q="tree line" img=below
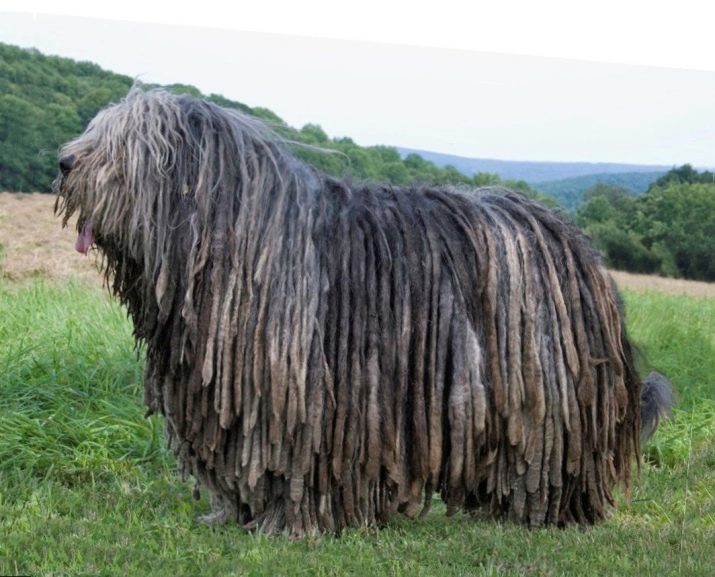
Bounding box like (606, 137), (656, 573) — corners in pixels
(575, 166), (715, 281)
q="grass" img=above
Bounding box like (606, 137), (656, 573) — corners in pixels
(624, 291), (715, 404)
(1, 281), (713, 576)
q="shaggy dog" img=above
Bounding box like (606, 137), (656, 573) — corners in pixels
(56, 89), (671, 537)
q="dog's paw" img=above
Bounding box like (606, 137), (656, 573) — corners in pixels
(197, 506), (234, 526)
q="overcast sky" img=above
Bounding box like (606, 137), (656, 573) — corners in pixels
(2, 11), (714, 167)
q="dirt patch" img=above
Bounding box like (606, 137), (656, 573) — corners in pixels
(1, 191), (714, 298)
(0, 192), (102, 285)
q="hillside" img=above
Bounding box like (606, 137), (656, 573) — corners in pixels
(532, 171), (666, 211)
(0, 42), (534, 196)
(0, 44), (133, 191)
(396, 147), (672, 183)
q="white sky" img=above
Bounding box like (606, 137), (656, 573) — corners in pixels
(1, 2), (714, 166)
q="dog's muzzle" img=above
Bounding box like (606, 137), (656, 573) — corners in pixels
(59, 155), (75, 176)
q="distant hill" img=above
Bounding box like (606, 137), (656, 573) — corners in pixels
(532, 171), (667, 212)
(397, 147), (672, 184)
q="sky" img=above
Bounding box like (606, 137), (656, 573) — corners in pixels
(1, 4), (714, 167)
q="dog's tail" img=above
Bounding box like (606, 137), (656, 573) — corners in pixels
(640, 371), (674, 445)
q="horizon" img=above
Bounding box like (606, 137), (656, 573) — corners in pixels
(1, 12), (714, 167)
(395, 146), (683, 171)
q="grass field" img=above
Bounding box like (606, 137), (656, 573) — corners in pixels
(1, 194), (714, 576)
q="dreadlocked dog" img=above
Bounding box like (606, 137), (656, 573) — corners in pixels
(56, 89), (669, 537)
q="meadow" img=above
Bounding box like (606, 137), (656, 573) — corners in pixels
(0, 195), (713, 576)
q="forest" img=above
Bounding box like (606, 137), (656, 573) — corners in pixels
(576, 165), (715, 281)
(1, 42), (713, 281)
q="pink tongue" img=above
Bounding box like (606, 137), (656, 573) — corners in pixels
(75, 223), (95, 255)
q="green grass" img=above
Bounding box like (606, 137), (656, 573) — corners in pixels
(1, 282), (713, 576)
(625, 291), (715, 405)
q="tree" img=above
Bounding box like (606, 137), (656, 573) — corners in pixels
(0, 94), (40, 190)
(635, 183), (715, 281)
(576, 183), (656, 273)
(77, 87), (113, 126)
(472, 172), (501, 187)
(299, 123), (329, 144)
(576, 176), (715, 281)
(380, 161), (410, 185)
(577, 184), (636, 227)
(648, 164), (715, 191)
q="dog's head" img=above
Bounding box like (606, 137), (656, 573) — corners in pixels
(55, 89), (196, 260)
(54, 88), (281, 263)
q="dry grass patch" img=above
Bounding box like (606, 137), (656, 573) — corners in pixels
(0, 192), (100, 285)
(610, 270), (715, 299)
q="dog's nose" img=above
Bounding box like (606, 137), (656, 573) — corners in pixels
(59, 155), (75, 175)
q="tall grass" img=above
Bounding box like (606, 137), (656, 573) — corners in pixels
(1, 281), (713, 576)
(622, 290), (715, 466)
(0, 282), (168, 490)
